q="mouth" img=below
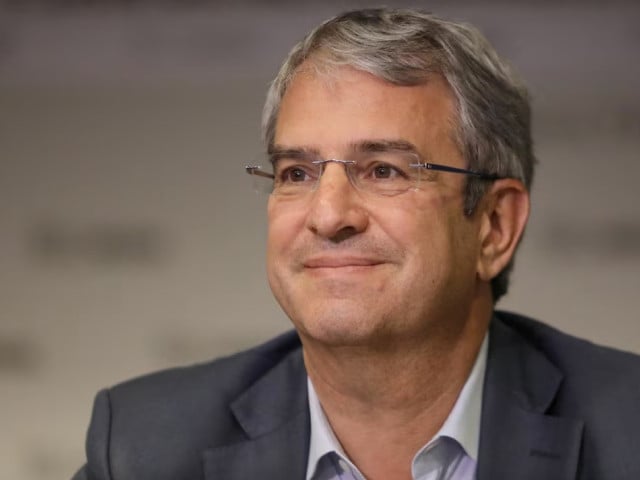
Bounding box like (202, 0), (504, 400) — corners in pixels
(303, 255), (386, 271)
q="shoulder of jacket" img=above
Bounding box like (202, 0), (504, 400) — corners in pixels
(85, 329), (303, 480)
(494, 310), (640, 408)
(107, 329), (302, 406)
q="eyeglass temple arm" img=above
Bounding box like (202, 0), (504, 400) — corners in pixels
(245, 166), (275, 179)
(410, 162), (500, 180)
(246, 162), (501, 181)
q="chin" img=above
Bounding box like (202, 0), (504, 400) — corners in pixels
(294, 309), (391, 348)
(303, 329), (380, 348)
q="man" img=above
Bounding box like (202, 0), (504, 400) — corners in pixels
(73, 8), (640, 480)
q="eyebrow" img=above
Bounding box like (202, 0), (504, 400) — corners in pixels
(267, 146), (320, 165)
(351, 139), (420, 155)
(269, 139), (424, 163)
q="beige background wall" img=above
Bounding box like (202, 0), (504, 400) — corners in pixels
(1, 2), (639, 479)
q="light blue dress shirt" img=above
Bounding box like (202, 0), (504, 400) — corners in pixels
(306, 335), (488, 480)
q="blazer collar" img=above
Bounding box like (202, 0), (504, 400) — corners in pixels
(202, 346), (310, 480)
(476, 315), (584, 480)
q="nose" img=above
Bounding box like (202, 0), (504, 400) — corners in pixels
(305, 162), (369, 241)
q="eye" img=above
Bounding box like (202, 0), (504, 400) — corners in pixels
(273, 159), (318, 186)
(281, 166), (310, 183)
(372, 163), (398, 179)
(364, 161), (408, 181)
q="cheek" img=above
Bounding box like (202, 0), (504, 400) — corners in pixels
(266, 203), (299, 305)
(381, 190), (451, 244)
(267, 200), (305, 260)
(383, 192), (461, 273)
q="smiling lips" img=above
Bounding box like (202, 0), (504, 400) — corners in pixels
(303, 255), (385, 270)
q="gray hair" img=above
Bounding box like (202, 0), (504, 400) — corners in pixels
(262, 8), (535, 302)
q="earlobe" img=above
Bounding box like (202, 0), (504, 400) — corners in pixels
(476, 179), (530, 282)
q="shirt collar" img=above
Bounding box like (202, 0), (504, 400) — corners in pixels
(426, 333), (488, 461)
(306, 375), (351, 479)
(305, 334), (488, 479)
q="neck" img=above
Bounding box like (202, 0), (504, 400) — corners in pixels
(302, 296), (492, 480)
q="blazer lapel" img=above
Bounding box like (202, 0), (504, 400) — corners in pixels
(477, 317), (584, 480)
(202, 348), (310, 480)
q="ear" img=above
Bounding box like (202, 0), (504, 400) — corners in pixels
(476, 179), (530, 283)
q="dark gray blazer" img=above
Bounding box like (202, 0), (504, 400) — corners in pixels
(72, 312), (640, 479)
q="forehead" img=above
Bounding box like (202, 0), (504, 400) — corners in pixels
(274, 64), (458, 156)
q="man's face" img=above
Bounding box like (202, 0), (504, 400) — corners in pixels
(266, 65), (483, 348)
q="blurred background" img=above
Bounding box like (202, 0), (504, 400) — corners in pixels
(1, 0), (638, 478)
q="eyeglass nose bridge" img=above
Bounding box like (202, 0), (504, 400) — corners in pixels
(311, 159), (358, 190)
